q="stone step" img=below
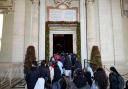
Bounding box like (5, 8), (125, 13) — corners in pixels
(0, 78), (22, 89)
(0, 80), (10, 89)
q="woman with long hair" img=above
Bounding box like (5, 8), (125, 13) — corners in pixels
(91, 67), (108, 89)
(24, 45), (36, 74)
(109, 66), (124, 89)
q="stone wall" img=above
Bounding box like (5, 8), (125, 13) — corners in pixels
(0, 13), (14, 62)
(123, 16), (128, 64)
(97, 0), (124, 65)
(12, 0), (25, 62)
(0, 0), (127, 66)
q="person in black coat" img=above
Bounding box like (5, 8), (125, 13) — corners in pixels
(109, 72), (119, 89)
(38, 60), (51, 89)
(109, 66), (124, 89)
(73, 68), (87, 88)
(25, 61), (38, 89)
(74, 59), (82, 69)
(63, 54), (72, 78)
(84, 70), (92, 87)
(38, 60), (50, 80)
(63, 54), (72, 70)
(59, 75), (67, 89)
(52, 62), (61, 83)
(52, 62), (62, 89)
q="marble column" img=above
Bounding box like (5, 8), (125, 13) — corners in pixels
(80, 0), (87, 68)
(86, 0), (97, 60)
(111, 0), (124, 64)
(30, 0), (39, 60)
(12, 0), (25, 62)
(39, 0), (46, 60)
(98, 0), (115, 64)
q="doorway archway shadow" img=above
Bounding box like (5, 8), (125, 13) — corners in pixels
(45, 21), (81, 62)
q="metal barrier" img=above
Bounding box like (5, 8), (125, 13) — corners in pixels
(83, 59), (128, 79)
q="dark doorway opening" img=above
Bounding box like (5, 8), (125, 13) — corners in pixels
(53, 34), (73, 54)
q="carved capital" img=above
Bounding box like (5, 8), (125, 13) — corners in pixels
(86, 0), (95, 3)
(0, 0), (14, 13)
(54, 0), (72, 8)
(121, 0), (128, 17)
(30, 0), (39, 5)
(86, 0), (95, 5)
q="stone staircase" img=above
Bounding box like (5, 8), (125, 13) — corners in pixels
(0, 79), (10, 89)
(0, 62), (127, 89)
(0, 78), (22, 89)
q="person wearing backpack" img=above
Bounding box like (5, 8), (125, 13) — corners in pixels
(109, 66), (124, 89)
(38, 60), (51, 89)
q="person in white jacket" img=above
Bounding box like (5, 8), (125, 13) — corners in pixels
(57, 61), (64, 75)
(34, 77), (45, 89)
(49, 65), (54, 81)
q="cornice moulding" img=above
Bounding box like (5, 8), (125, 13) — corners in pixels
(0, 0), (14, 14)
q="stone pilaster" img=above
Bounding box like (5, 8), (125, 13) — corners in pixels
(80, 0), (87, 68)
(86, 0), (98, 60)
(29, 0), (39, 60)
(39, 0), (46, 60)
(0, 0), (14, 13)
(86, 0), (95, 3)
(12, 0), (25, 62)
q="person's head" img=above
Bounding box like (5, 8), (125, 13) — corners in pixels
(26, 45), (36, 56)
(110, 66), (119, 75)
(41, 60), (46, 67)
(51, 61), (57, 68)
(24, 45), (36, 72)
(32, 61), (37, 67)
(94, 67), (108, 89)
(25, 45), (36, 61)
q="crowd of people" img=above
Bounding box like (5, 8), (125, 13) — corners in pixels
(24, 45), (127, 89)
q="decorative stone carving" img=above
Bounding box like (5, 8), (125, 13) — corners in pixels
(30, 0), (39, 5)
(86, 0), (95, 5)
(0, 0), (14, 13)
(121, 0), (128, 17)
(87, 0), (95, 2)
(54, 0), (72, 8)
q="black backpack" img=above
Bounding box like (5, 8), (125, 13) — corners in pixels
(117, 75), (124, 89)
